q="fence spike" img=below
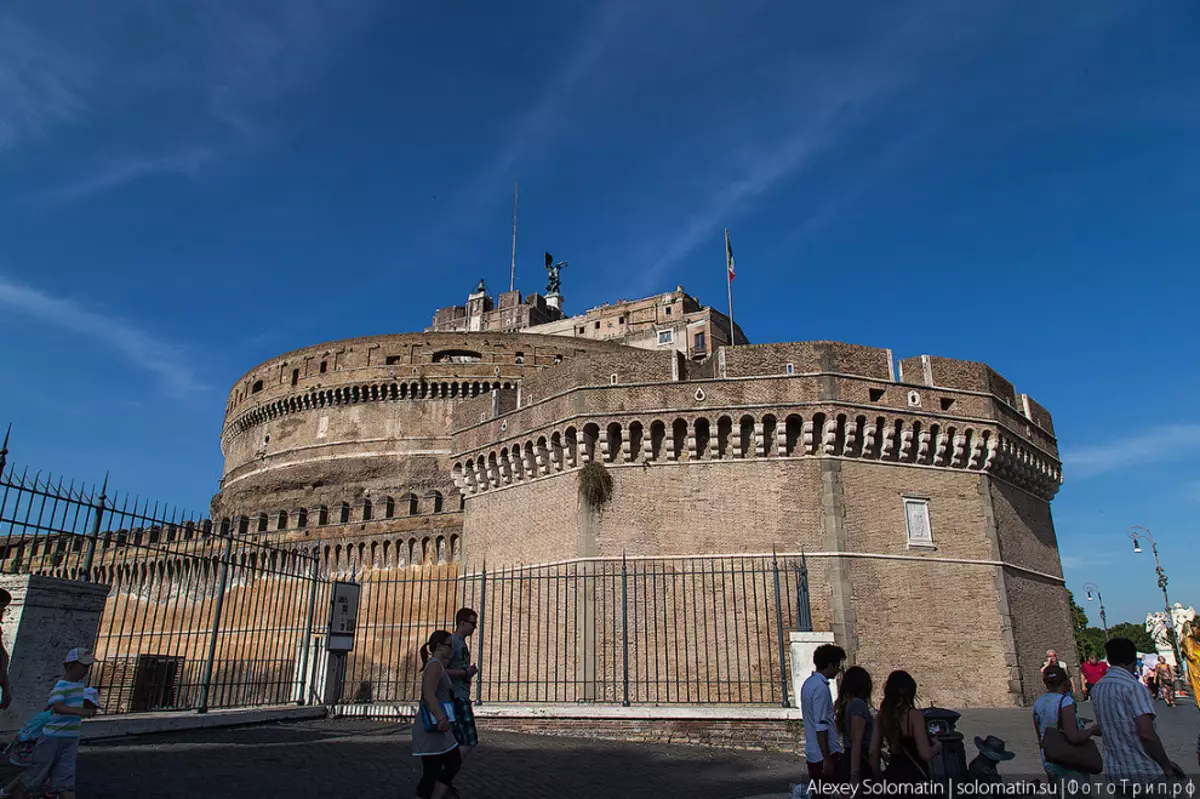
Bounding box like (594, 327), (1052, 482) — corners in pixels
(0, 423), (10, 474)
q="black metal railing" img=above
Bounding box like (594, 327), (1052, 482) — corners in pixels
(339, 552), (810, 708)
(1, 437), (817, 714)
(0, 451), (324, 716)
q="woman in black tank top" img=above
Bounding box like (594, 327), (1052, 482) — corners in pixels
(869, 670), (940, 785)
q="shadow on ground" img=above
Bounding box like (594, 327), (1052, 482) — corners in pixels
(4, 721), (803, 799)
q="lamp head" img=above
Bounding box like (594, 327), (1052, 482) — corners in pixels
(1086, 590), (1094, 601)
(1133, 538), (1143, 554)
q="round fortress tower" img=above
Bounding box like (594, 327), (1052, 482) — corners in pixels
(212, 284), (1068, 708)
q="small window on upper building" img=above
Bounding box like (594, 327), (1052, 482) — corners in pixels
(386, 356), (402, 365)
(665, 307), (672, 316)
(515, 351), (525, 365)
(251, 380), (264, 394)
(694, 332), (706, 351)
(291, 368), (300, 386)
(786, 363), (794, 376)
(319, 360), (328, 374)
(594, 321), (600, 330)
(904, 498), (933, 547)
(658, 330), (674, 345)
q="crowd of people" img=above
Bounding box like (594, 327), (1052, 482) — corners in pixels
(800, 634), (1198, 794)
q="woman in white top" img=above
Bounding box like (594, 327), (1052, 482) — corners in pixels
(1032, 664), (1100, 782)
(412, 630), (461, 799)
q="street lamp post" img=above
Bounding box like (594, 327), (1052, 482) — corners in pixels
(1128, 526), (1183, 692)
(1083, 582), (1108, 633)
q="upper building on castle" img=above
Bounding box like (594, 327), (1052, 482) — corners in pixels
(427, 279), (566, 334)
(428, 281), (748, 360)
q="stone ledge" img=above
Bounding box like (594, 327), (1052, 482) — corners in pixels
(330, 703), (803, 752)
(332, 702), (802, 721)
(80, 704), (326, 741)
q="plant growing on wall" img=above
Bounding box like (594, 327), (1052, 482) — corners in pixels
(578, 461), (613, 511)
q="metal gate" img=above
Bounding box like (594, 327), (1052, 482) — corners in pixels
(338, 553), (812, 708)
(0, 455), (326, 715)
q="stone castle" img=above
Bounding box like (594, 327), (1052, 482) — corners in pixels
(213, 279), (1069, 707)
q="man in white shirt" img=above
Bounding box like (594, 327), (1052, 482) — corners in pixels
(801, 643), (846, 788)
(1091, 637), (1185, 786)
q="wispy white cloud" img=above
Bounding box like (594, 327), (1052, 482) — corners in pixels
(1061, 552), (1120, 572)
(1, 1), (377, 195)
(198, 1), (378, 139)
(635, 6), (1002, 287)
(0, 276), (204, 397)
(35, 147), (214, 203)
(0, 17), (89, 154)
(1062, 424), (1200, 478)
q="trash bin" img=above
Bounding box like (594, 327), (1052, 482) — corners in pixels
(922, 707), (968, 781)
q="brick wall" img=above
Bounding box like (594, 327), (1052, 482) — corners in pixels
(462, 474), (580, 565)
(1004, 570), (1076, 703)
(987, 480), (1062, 577)
(723, 341), (892, 380)
(464, 460), (827, 562)
(461, 457), (1067, 707)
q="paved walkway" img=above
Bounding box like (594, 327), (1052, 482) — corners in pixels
(43, 720), (806, 798)
(954, 698), (1199, 778)
(2, 702), (1195, 798)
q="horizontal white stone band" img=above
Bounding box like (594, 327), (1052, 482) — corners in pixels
(465, 551), (1064, 585)
(223, 448), (452, 487)
(331, 702), (803, 721)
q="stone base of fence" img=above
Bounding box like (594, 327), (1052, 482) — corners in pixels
(0, 575), (111, 733)
(331, 703), (804, 753)
(80, 704), (326, 740)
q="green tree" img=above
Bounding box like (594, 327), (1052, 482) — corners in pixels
(1069, 591), (1093, 662)
(1080, 627), (1107, 659)
(1106, 622), (1157, 654)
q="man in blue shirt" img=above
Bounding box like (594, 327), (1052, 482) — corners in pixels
(801, 644), (846, 789)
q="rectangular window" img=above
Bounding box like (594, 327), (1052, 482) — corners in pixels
(291, 368), (300, 386)
(694, 332), (706, 350)
(386, 356), (402, 365)
(904, 499), (933, 546)
(594, 321), (600, 329)
(319, 360), (328, 374)
(657, 330), (674, 345)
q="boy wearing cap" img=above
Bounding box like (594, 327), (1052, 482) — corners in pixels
(9, 648), (97, 799)
(1, 688), (101, 799)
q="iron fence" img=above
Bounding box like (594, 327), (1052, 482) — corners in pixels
(0, 437), (817, 714)
(0, 447), (324, 715)
(339, 553), (812, 707)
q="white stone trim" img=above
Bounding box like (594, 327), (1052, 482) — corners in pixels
(463, 551), (1064, 584)
(223, 448), (452, 487)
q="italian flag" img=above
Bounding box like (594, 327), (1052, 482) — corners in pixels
(725, 229), (736, 281)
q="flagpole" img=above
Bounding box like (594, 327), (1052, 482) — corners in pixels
(725, 229), (736, 346)
(509, 180), (519, 293)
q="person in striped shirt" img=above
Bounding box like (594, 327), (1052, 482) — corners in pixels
(1091, 637), (1185, 786)
(9, 647), (96, 799)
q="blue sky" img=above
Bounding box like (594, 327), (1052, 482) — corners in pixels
(1, 1), (1196, 628)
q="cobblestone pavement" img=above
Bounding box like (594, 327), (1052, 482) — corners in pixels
(955, 698), (1199, 779)
(21, 720), (806, 799)
(2, 702), (1195, 798)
